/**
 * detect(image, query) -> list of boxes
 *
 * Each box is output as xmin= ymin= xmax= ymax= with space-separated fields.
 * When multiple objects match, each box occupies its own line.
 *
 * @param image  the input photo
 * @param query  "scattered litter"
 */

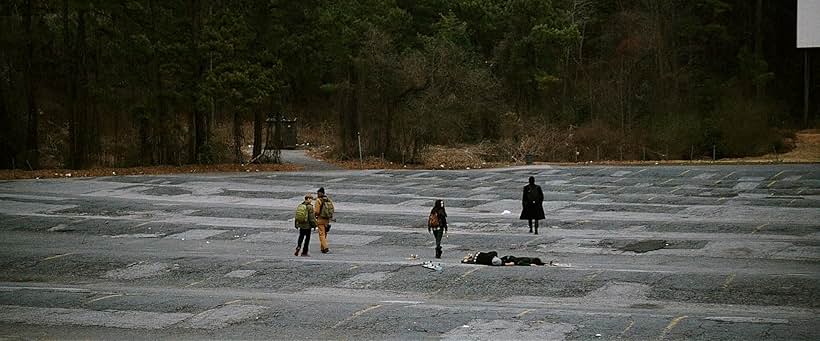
xmin=407 ymin=254 xmax=418 ymax=260
xmin=501 ymin=210 xmax=511 ymax=215
xmin=112 ymin=171 xmax=116 ymax=175
xmin=548 ymin=260 xmax=571 ymax=268
xmin=461 ymin=325 xmax=470 ymax=328
xmin=421 ymin=261 xmax=443 ymax=272
xmin=595 ymin=333 xmax=602 ymax=337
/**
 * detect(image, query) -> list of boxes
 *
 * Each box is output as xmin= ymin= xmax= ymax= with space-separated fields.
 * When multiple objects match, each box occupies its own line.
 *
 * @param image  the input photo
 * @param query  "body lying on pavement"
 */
xmin=461 ymin=251 xmax=547 ymax=266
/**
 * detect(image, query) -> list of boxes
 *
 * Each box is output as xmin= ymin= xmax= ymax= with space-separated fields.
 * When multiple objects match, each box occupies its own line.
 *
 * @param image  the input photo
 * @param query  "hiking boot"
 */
xmin=294 ymin=247 xmax=300 ymax=256
xmin=321 ymin=248 xmax=329 ymax=254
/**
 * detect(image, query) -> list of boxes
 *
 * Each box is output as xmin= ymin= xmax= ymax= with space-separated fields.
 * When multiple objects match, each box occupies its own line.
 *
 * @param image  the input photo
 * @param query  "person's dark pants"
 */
xmin=528 ymin=219 xmax=539 ymax=234
xmin=297 ymin=228 xmax=311 ymax=255
xmin=433 ymin=229 xmax=444 ymax=258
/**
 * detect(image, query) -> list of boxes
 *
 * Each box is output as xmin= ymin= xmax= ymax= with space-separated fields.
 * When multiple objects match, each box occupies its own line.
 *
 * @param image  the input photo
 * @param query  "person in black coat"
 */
xmin=520 ymin=176 xmax=545 ymax=234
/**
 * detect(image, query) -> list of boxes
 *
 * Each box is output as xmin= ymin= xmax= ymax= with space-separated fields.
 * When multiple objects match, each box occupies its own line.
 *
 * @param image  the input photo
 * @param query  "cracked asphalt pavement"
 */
xmin=0 ymin=164 xmax=818 ymax=340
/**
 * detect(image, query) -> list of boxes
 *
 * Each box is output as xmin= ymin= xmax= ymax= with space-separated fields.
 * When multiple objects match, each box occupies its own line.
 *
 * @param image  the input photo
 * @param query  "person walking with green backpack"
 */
xmin=294 ymin=194 xmax=317 ymax=257
xmin=314 ymin=187 xmax=335 ymax=254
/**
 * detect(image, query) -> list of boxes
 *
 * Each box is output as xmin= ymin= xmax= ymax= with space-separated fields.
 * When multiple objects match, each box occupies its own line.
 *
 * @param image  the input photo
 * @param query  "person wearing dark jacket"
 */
xmin=428 ymin=199 xmax=448 ymax=259
xmin=520 ymin=176 xmax=545 ymax=234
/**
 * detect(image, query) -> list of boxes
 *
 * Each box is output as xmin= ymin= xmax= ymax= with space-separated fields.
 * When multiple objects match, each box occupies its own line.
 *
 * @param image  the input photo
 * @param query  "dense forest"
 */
xmin=1 ymin=0 xmax=817 ymax=169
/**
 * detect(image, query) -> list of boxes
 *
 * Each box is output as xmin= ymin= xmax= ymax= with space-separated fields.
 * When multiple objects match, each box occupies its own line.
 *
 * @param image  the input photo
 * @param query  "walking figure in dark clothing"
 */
xmin=520 ymin=176 xmax=545 ymax=234
xmin=428 ymin=199 xmax=448 ymax=259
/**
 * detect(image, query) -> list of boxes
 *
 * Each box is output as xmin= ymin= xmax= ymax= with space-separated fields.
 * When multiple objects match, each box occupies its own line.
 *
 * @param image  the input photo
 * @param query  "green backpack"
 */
xmin=295 ymin=203 xmax=309 ymax=224
xmin=319 ymin=198 xmax=334 ymax=219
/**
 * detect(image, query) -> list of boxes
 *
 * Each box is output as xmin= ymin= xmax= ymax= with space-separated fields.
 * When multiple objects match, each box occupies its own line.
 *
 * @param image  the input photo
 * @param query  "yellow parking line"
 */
xmin=514 ymin=309 xmax=532 ymax=318
xmin=766 ymin=180 xmax=777 ymax=188
xmin=42 ymin=252 xmax=76 ymax=261
xmin=223 ymin=299 xmax=242 ymax=305
xmin=751 ymin=223 xmax=769 ymax=234
xmin=648 ymin=197 xmax=655 ymax=201
xmin=669 ymin=187 xmax=680 ymax=194
xmin=584 ymin=271 xmax=601 ymax=282
xmin=722 ymin=273 xmax=736 ymax=289
xmin=241 ymin=259 xmax=262 ymax=266
xmin=332 ymin=304 xmax=382 ymax=329
xmin=721 ymin=171 xmax=736 ymax=180
xmin=678 ymin=170 xmax=690 ymax=176
xmin=771 ymin=170 xmax=785 ymax=179
xmin=186 ymin=278 xmax=208 ymax=287
xmin=85 ymin=294 xmax=123 ymax=304
xmin=578 ymin=194 xmax=592 ymax=201
xmin=433 ymin=268 xmax=480 ymax=295
xmin=349 ymin=265 xmax=359 ymax=271
xmin=659 ymin=316 xmax=688 ymax=340
xmin=660 ymin=179 xmax=673 ymax=185
xmin=788 ymin=198 xmax=797 ymax=206
xmin=620 ymin=320 xmax=635 ymax=338
xmin=596 ymin=167 xmax=611 ymax=174
xmin=459 ymin=268 xmax=480 ymax=281
xmin=636 ymin=168 xmax=647 ymax=174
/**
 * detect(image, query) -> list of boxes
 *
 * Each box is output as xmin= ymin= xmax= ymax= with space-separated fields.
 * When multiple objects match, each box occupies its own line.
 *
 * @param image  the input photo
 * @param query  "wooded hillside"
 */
xmin=1 ymin=0 xmax=817 ymax=169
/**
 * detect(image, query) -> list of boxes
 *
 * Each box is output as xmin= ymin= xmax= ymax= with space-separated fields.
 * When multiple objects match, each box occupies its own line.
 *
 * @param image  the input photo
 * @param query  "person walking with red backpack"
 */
xmin=294 ymin=194 xmax=317 ymax=256
xmin=428 ymin=199 xmax=448 ymax=259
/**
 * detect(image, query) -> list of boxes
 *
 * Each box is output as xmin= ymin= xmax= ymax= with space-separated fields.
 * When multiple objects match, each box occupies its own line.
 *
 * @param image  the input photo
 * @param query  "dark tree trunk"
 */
xmin=64 ymin=0 xmax=77 ymax=168
xmin=233 ymin=110 xmax=242 ymax=162
xmin=754 ymin=0 xmax=764 ymax=99
xmin=0 ymin=59 xmax=10 ymax=168
xmin=149 ymin=0 xmax=165 ymax=165
xmin=189 ymin=0 xmax=206 ymax=163
xmin=24 ymin=0 xmax=38 ymax=168
xmin=252 ymin=109 xmax=263 ymax=160
xmin=76 ymin=6 xmax=89 ymax=168
xmin=67 ymin=3 xmax=90 ymax=169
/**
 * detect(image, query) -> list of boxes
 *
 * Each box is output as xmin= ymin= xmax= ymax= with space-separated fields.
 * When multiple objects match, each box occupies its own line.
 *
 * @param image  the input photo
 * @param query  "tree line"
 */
xmin=0 ymin=0 xmax=815 ymax=169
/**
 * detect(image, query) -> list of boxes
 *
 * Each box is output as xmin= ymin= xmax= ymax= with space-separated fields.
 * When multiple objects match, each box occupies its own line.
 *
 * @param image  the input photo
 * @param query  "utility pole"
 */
xmin=357 ymin=131 xmax=363 ymax=170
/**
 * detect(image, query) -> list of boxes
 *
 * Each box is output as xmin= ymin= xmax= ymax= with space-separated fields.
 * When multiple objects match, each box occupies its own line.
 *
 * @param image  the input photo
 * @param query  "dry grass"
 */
xmin=720 ymin=129 xmax=820 ymax=163
xmin=0 ymin=163 xmax=301 ymax=180
xmin=421 ymin=145 xmax=497 ymax=169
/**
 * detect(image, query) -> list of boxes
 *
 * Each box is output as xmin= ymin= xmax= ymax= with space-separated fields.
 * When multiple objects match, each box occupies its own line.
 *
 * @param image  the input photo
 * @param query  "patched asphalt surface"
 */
xmin=0 ymin=164 xmax=818 ymax=340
